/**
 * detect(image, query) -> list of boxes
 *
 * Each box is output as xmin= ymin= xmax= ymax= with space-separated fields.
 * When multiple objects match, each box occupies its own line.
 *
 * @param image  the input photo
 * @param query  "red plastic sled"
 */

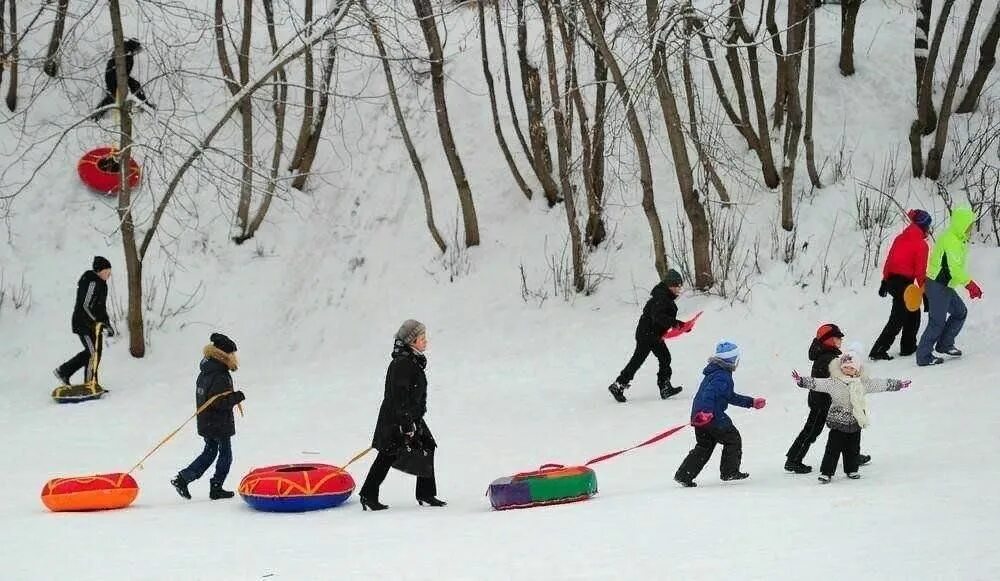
xmin=78 ymin=147 xmax=141 ymax=196
xmin=662 ymin=311 xmax=703 ymax=340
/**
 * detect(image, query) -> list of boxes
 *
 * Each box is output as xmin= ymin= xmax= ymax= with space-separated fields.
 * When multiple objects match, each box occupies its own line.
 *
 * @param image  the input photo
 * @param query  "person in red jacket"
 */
xmin=869 ymin=209 xmax=931 ymax=360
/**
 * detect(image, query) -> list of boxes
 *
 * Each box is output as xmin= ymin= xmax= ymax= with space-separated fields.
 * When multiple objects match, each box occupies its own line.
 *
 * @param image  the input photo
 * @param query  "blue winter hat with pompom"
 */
xmin=714 ymin=340 xmax=741 ymax=365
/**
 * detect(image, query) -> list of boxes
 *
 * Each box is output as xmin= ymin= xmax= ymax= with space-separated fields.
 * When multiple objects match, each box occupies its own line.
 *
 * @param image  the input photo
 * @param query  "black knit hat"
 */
xmin=93 ymin=256 xmax=112 ymax=271
xmin=210 ymin=332 xmax=237 ymax=354
xmin=663 ymin=268 xmax=683 ymax=287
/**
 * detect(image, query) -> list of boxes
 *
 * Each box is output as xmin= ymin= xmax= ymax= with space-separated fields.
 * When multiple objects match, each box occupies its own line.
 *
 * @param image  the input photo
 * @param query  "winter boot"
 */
xmin=817 ymin=474 xmax=832 ymax=484
xmin=417 ymin=496 xmax=447 ymax=507
xmin=846 ymin=472 xmax=861 ymax=480
xmin=659 ymin=381 xmax=683 ymax=400
xmin=171 ymin=475 xmax=191 ymax=500
xmin=858 ymin=454 xmax=871 ymax=466
xmin=608 ymin=381 xmax=629 ymax=403
xmin=359 ymin=495 xmax=388 ymax=511
xmin=868 ymin=352 xmax=893 ymax=361
xmin=674 ymin=476 xmax=697 ymax=488
xmin=938 ymin=347 xmax=963 ymax=357
xmin=209 ymin=481 xmax=235 ymax=500
xmin=784 ymin=460 xmax=813 ymax=474
xmin=53 ymin=368 xmax=71 ymax=385
xmin=721 ymin=472 xmax=749 ymax=482
xmin=917 ymin=356 xmax=944 ymax=367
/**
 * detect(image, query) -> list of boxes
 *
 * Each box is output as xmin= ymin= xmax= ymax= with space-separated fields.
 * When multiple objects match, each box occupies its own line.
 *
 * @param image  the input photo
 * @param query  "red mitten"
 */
xmin=966 ymin=280 xmax=983 ymax=299
xmin=753 ymin=397 xmax=767 ymax=409
xmin=899 ymin=379 xmax=912 ymax=390
xmin=691 ymin=411 xmax=714 ymax=427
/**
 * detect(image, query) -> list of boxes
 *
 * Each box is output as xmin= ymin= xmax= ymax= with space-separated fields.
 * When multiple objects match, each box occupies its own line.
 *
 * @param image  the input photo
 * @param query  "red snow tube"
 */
xmin=78 ymin=147 xmax=141 ymax=196
xmin=41 ymin=472 xmax=139 ymax=512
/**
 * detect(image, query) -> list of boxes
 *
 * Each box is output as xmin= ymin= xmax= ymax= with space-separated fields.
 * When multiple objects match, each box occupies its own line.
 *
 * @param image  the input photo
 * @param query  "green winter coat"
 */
xmin=927 ymin=207 xmax=976 ymax=288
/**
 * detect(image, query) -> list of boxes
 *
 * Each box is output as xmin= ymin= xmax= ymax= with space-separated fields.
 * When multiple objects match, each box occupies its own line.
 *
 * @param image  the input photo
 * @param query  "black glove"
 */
xmin=232 ymin=390 xmax=246 ymax=404
xmin=878 ymin=281 xmax=888 ymax=298
xmin=104 ymin=324 xmax=116 ymax=337
xmin=922 ymin=297 xmax=929 ymax=313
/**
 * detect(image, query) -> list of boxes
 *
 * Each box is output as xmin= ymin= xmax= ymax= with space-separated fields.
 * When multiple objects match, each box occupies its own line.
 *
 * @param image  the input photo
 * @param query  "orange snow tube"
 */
xmin=41 ymin=472 xmax=139 ymax=512
xmin=77 ymin=147 xmax=141 ymax=196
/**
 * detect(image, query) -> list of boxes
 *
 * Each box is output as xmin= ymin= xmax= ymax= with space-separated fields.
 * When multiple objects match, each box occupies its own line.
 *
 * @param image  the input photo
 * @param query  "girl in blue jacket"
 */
xmin=674 ymin=341 xmax=766 ymax=487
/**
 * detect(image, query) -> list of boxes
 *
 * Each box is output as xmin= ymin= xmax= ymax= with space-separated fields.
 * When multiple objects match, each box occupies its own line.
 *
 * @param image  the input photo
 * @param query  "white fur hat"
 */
xmin=839 ymin=351 xmax=863 ymax=374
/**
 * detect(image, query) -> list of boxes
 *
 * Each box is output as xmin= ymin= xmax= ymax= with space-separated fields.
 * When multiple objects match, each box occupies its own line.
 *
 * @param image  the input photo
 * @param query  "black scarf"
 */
xmin=392 ymin=338 xmax=427 ymax=370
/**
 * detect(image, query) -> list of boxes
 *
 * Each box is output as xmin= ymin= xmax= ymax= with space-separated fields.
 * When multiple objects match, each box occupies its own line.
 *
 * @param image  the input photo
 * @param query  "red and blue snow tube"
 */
xmin=238 ymin=463 xmax=355 ymax=512
xmin=77 ymin=147 xmax=141 ymax=196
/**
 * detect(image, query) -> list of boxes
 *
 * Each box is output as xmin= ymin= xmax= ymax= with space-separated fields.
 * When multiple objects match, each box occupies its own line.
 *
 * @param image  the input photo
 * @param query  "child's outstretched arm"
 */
xmin=792 ymin=370 xmax=836 ymax=393
xmin=862 ymin=377 xmax=911 ymax=394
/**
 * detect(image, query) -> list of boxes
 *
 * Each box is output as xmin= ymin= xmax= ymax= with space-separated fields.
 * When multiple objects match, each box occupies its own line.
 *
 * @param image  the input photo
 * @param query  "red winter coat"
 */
xmin=882 ymin=223 xmax=929 ymax=286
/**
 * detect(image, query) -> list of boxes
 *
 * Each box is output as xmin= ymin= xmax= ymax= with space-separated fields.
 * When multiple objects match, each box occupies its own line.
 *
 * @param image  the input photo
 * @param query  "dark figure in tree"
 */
xmin=94 ymin=38 xmax=154 ymax=119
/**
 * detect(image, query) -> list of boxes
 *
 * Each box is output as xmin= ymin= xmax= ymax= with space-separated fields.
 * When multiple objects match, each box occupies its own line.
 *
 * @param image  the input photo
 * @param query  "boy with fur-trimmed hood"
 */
xmin=792 ymin=351 xmax=910 ymax=483
xmin=171 ymin=333 xmax=246 ymax=500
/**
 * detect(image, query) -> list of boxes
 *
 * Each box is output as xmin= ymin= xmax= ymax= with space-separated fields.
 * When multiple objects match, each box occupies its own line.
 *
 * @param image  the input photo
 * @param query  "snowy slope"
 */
xmin=2 ymin=0 xmax=999 ymax=579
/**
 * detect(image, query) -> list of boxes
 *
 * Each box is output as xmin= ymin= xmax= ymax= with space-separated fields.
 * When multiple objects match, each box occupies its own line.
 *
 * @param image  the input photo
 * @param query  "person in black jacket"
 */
xmin=54 ymin=256 xmax=115 ymax=387
xmin=94 ymin=38 xmax=154 ymax=119
xmin=359 ymin=320 xmax=445 ymax=511
xmin=784 ymin=324 xmax=870 ymax=473
xmin=608 ymin=269 xmax=686 ymax=402
xmin=171 ymin=333 xmax=246 ymax=501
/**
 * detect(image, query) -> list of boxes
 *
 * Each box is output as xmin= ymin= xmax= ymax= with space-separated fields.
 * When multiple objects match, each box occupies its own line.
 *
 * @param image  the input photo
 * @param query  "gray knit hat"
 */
xmin=663 ymin=268 xmax=683 ymax=287
xmin=395 ymin=319 xmax=426 ymax=345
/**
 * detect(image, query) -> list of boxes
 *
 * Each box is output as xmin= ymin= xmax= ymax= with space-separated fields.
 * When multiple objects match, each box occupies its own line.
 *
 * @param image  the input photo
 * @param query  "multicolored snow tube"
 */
xmin=239 ymin=463 xmax=355 ymax=512
xmin=488 ymin=464 xmax=598 ymax=510
xmin=41 ymin=472 xmax=139 ymax=512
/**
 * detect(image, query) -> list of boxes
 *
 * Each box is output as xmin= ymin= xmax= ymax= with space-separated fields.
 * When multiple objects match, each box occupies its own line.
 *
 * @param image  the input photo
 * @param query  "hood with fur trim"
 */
xmin=203 ymin=345 xmax=239 ymax=371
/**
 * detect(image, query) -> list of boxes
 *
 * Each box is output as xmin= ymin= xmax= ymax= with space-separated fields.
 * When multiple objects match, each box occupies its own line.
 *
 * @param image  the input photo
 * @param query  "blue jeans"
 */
xmin=179 ymin=437 xmax=232 ymax=485
xmin=916 ymin=280 xmax=967 ymax=363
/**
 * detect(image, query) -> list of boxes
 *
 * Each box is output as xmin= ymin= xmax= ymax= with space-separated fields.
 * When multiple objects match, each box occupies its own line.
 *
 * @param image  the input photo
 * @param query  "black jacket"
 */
xmin=806 ymin=338 xmax=841 ymax=408
xmin=195 ymin=347 xmax=244 ymax=439
xmin=104 ymin=54 xmax=135 ymax=87
xmin=637 ymin=281 xmax=679 ymax=339
xmin=71 ymin=270 xmax=110 ymax=335
xmin=371 ymin=340 xmax=436 ymax=455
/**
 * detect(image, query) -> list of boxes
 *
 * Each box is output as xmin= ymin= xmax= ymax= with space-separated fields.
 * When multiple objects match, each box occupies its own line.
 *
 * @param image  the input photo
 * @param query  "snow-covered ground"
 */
xmin=2 ymin=0 xmax=999 ymax=579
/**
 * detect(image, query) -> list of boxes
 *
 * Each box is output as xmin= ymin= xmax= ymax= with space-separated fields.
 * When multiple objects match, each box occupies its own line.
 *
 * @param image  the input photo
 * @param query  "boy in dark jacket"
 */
xmin=674 ymin=341 xmax=766 ymax=487
xmin=54 ymin=256 xmax=116 ymax=387
xmin=171 ymin=333 xmax=245 ymax=500
xmin=608 ymin=269 xmax=686 ymax=402
xmin=784 ymin=324 xmax=870 ymax=473
xmin=870 ymin=209 xmax=931 ymax=360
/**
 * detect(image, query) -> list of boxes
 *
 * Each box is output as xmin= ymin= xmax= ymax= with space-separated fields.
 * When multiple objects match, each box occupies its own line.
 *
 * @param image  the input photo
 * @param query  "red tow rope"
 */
xmin=583 ymin=423 xmax=689 ymax=466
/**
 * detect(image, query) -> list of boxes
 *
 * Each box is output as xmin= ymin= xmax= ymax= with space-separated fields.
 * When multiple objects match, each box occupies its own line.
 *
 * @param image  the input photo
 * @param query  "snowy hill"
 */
xmin=1 ymin=0 xmax=999 ymax=579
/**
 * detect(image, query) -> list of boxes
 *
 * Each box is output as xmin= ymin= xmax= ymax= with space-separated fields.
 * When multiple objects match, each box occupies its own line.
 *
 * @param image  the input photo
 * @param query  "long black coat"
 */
xmin=806 ymin=338 xmax=841 ymax=409
xmin=636 ymin=281 xmax=679 ymax=340
xmin=195 ymin=347 xmax=244 ymax=439
xmin=371 ymin=341 xmax=436 ymax=457
xmin=71 ymin=270 xmax=110 ymax=335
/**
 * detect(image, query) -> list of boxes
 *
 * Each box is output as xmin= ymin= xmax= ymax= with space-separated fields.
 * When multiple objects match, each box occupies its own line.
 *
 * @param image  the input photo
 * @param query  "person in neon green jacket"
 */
xmin=915 ymin=207 xmax=983 ymax=366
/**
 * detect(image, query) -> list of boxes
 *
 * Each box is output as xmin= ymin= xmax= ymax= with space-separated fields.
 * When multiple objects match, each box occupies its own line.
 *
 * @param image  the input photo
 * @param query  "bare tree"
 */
xmin=766 ymin=0 xmax=786 ymax=127
xmin=780 ymin=0 xmax=808 ymax=230
xmin=956 ymin=4 xmax=1000 ymax=113
xmin=587 ymin=0 xmax=609 ymax=248
xmin=804 ymin=5 xmax=821 ymax=187
xmin=412 ymin=0 xmax=479 ymax=247
xmin=917 ymin=0 xmax=956 ymax=134
xmin=580 ymin=0 xmax=667 ymax=278
xmin=680 ymin=39 xmax=730 ymax=205
xmin=6 ymin=0 xmax=16 ymax=110
xmin=43 ymin=0 xmax=69 ymax=77
xmin=926 ymin=0 xmax=984 ymax=180
xmin=362 ymin=0 xmax=445 ymax=253
xmin=839 ymin=0 xmax=862 ymax=75
xmin=288 ymin=0 xmax=315 ymax=177
xmin=914 ymin=0 xmax=932 ymax=95
xmin=478 ymin=0 xmax=532 ymax=201
xmin=492 ymin=0 xmax=532 ymax=166
xmin=288 ymin=38 xmax=336 ymax=191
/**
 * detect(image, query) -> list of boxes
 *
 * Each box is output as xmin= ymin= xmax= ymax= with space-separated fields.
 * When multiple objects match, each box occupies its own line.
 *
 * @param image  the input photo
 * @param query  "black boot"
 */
xmin=171 ymin=475 xmax=191 ymax=500
xmin=784 ymin=460 xmax=813 ymax=474
xmin=416 ymin=496 xmax=447 ymax=507
xmin=209 ymin=481 xmax=234 ymax=500
xmin=659 ymin=381 xmax=683 ymax=400
xmin=858 ymin=454 xmax=871 ymax=466
xmin=868 ymin=352 xmax=893 ymax=361
xmin=359 ymin=495 xmax=388 ymax=511
xmin=721 ymin=471 xmax=750 ymax=481
xmin=674 ymin=476 xmax=697 ymax=488
xmin=608 ymin=381 xmax=628 ymax=403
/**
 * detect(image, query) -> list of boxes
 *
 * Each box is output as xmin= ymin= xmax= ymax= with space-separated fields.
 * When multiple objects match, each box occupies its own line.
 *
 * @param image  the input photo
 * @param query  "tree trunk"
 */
xmin=580 ymin=0 xmax=667 ymax=278
xmin=956 ymin=4 xmax=1000 ymax=114
xmin=681 ymin=32 xmax=730 ymax=205
xmin=109 ymin=0 xmax=145 ymax=357
xmin=412 ymin=0 xmax=479 ymax=247
xmin=587 ymin=0 xmax=609 ymax=247
xmin=731 ymin=3 xmax=780 ymax=188
xmin=780 ymin=0 xmax=808 ymax=231
xmin=766 ymin=0 xmax=786 ymax=127
xmin=925 ymin=0 xmax=984 ymax=180
xmin=516 ymin=0 xmax=561 ymax=207
xmin=0 ymin=0 xmax=5 ymax=88
xmin=234 ymin=0 xmax=253 ymax=237
xmin=917 ymin=0 xmax=956 ymax=135
xmin=914 ymin=0 xmax=932 ymax=96
xmin=289 ymin=0 xmax=315 ymax=174
xmin=43 ymin=0 xmax=69 ymax=77
xmin=804 ymin=6 xmax=821 ymax=188
xmin=363 ymin=0 xmax=445 ymax=253
xmin=242 ymin=0 xmax=288 ymax=242
xmin=839 ymin=0 xmax=862 ymax=76
xmin=649 ymin=1 xmax=712 ymax=290
xmin=214 ymin=0 xmax=240 ymax=96
xmin=492 ymin=0 xmax=532 ymax=174
xmin=289 ymin=38 xmax=336 ymax=191
xmin=478 ymin=0 xmax=532 ymax=201
xmin=6 ymin=0 xmax=17 ymax=110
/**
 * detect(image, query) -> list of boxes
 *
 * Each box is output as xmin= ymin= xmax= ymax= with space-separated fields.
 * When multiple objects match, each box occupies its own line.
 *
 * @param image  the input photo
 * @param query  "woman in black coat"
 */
xmin=359 ymin=320 xmax=445 ymax=511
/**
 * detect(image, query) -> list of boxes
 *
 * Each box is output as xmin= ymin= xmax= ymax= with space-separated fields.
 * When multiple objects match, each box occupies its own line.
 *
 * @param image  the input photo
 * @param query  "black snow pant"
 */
xmin=675 ymin=424 xmax=743 ymax=482
xmin=820 ymin=428 xmax=862 ymax=477
xmin=96 ymin=73 xmax=149 ymax=111
xmin=871 ymin=275 xmax=921 ymax=357
xmin=785 ymin=391 xmax=831 ymax=464
xmin=57 ymin=326 xmax=103 ymax=384
xmin=617 ymin=332 xmax=672 ymax=388
xmin=360 ymin=451 xmax=436 ymax=501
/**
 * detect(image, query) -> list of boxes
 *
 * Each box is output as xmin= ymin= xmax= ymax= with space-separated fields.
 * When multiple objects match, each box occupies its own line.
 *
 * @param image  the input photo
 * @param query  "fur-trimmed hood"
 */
xmin=203 ymin=345 xmax=239 ymax=371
